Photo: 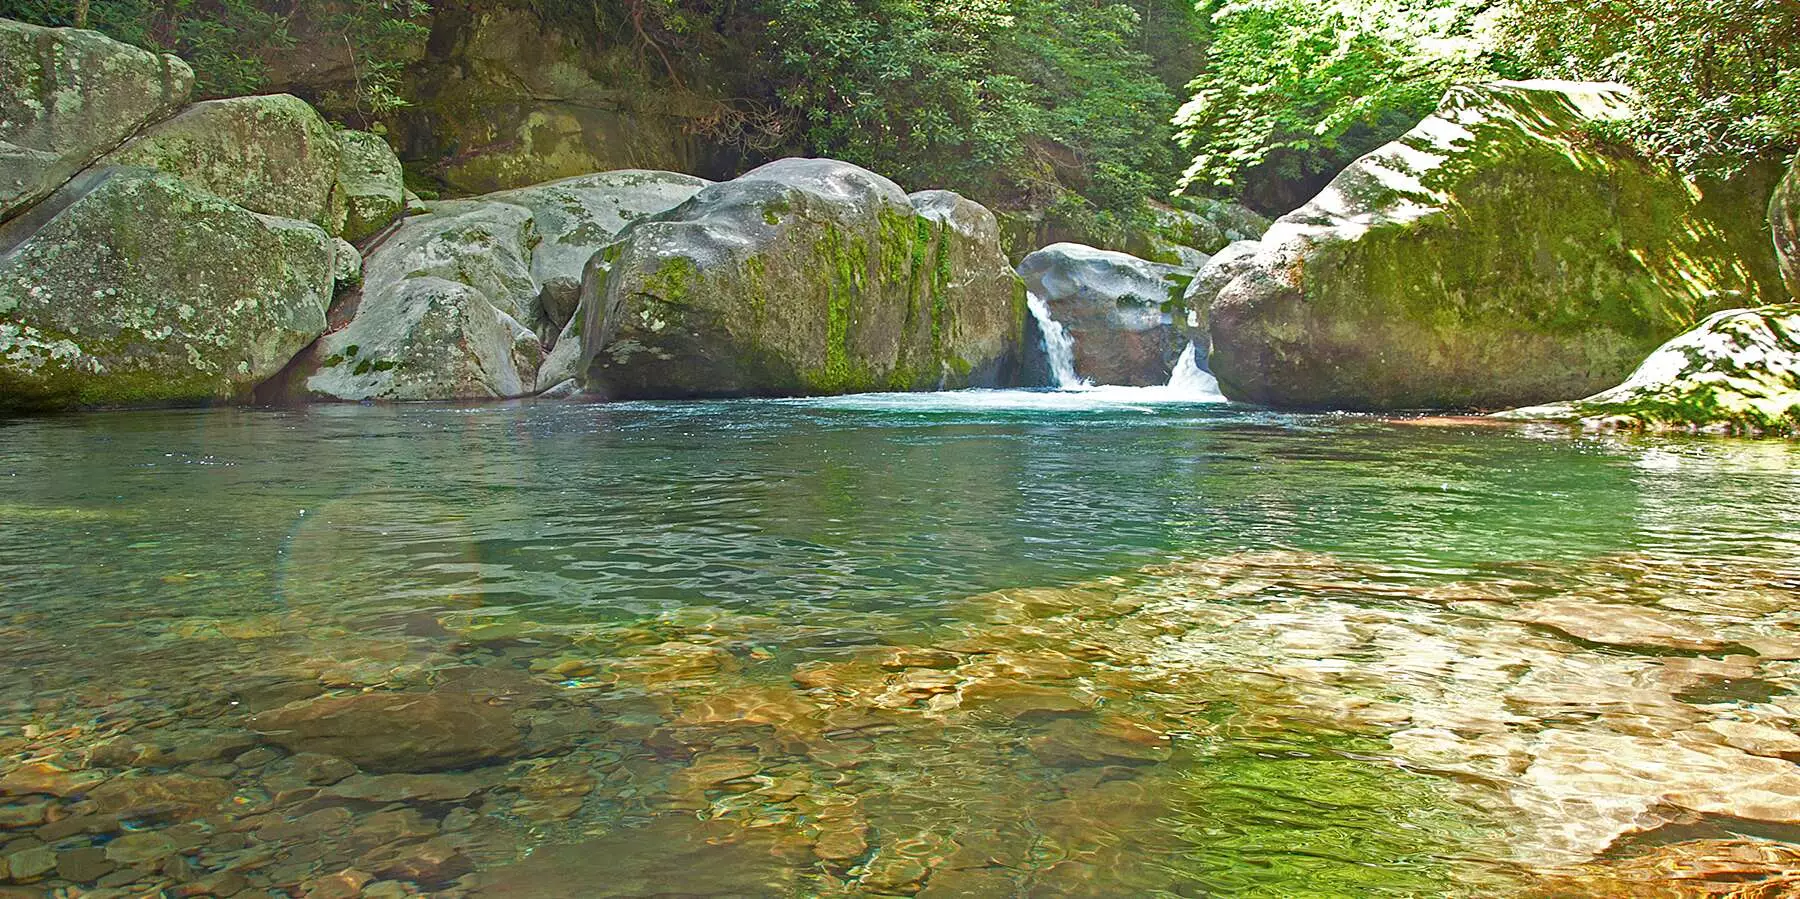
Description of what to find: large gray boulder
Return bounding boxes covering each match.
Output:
[1018,243,1190,386]
[277,170,709,401]
[332,130,406,243]
[0,18,194,222]
[484,170,713,333]
[573,158,1027,399]
[1498,304,1800,436]
[1206,80,1788,411]
[105,94,343,230]
[0,168,336,410]
[279,200,544,401]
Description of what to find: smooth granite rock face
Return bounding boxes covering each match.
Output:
[105,93,343,229]
[1205,80,1788,411]
[0,167,334,410]
[574,158,1027,399]
[1498,303,1800,435]
[1018,242,1189,386]
[0,18,194,223]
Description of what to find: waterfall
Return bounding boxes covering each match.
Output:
[1026,292,1088,388]
[1165,342,1226,401]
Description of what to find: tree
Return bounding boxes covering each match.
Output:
[1172,0,1510,213]
[1499,0,1800,173]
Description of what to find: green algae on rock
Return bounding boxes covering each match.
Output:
[105,94,344,230]
[0,18,194,223]
[575,158,1027,399]
[481,170,713,334]
[0,167,334,410]
[1497,304,1800,435]
[1205,80,1788,411]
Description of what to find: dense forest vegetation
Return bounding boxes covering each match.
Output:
[5,0,1798,225]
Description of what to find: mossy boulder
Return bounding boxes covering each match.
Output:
[1497,304,1800,436]
[573,158,1027,399]
[0,167,334,410]
[105,94,342,230]
[1018,243,1190,386]
[1773,156,1799,300]
[0,18,193,222]
[280,169,707,401]
[1206,80,1788,411]
[333,130,405,243]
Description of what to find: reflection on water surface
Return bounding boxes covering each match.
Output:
[1,395,1798,897]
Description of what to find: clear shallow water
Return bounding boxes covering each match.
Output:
[2,391,1799,896]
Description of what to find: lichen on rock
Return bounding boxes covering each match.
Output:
[0,167,334,410]
[278,169,708,401]
[0,18,194,223]
[332,130,406,243]
[105,94,344,230]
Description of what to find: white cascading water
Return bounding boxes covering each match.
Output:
[799,300,1228,411]
[1164,341,1226,400]
[1026,292,1089,388]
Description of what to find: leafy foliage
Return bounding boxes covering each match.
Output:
[1499,0,1800,174]
[1172,0,1512,210]
[749,0,1186,213]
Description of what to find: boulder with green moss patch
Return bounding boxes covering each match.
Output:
[332,130,405,243]
[573,158,1027,399]
[1206,80,1788,411]
[0,18,194,222]
[105,94,342,229]
[1497,304,1800,435]
[278,169,707,401]
[0,167,334,410]
[1019,243,1191,386]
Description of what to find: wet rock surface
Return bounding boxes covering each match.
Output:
[1499,303,1800,436]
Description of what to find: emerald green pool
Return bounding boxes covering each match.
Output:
[2,392,1798,896]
